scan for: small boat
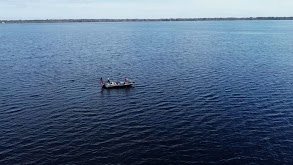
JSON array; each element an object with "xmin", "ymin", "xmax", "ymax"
[{"xmin": 100, "ymin": 77, "xmax": 135, "ymax": 89}]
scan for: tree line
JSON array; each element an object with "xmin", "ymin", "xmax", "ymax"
[{"xmin": 1, "ymin": 17, "xmax": 293, "ymax": 24}]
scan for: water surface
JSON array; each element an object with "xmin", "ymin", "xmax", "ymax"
[{"xmin": 1, "ymin": 21, "xmax": 293, "ymax": 164}]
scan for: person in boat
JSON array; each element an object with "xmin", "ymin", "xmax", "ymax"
[
  {"xmin": 100, "ymin": 77, "xmax": 103, "ymax": 85},
  {"xmin": 107, "ymin": 78, "xmax": 110, "ymax": 83},
  {"xmin": 124, "ymin": 77, "xmax": 129, "ymax": 84}
]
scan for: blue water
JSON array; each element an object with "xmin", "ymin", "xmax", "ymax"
[{"xmin": 1, "ymin": 21, "xmax": 293, "ymax": 164}]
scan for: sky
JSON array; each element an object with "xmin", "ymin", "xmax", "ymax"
[{"xmin": 1, "ymin": 0, "xmax": 293, "ymax": 20}]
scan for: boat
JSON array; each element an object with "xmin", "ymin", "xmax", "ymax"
[{"xmin": 100, "ymin": 77, "xmax": 135, "ymax": 88}]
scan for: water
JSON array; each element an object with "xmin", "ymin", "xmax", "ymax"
[{"xmin": 1, "ymin": 21, "xmax": 293, "ymax": 164}]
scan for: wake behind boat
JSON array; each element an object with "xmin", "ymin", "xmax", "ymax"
[{"xmin": 100, "ymin": 77, "xmax": 135, "ymax": 88}]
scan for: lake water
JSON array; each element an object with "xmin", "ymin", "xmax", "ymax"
[{"xmin": 1, "ymin": 21, "xmax": 293, "ymax": 164}]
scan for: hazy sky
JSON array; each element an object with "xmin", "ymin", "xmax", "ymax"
[{"xmin": 1, "ymin": 0, "xmax": 293, "ymax": 20}]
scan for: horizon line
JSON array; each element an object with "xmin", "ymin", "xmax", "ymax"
[{"xmin": 1, "ymin": 16, "xmax": 293, "ymax": 23}]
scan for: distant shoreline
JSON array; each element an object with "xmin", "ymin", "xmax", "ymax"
[{"xmin": 1, "ymin": 17, "xmax": 293, "ymax": 24}]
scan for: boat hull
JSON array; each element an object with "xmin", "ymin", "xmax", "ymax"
[{"xmin": 102, "ymin": 82, "xmax": 135, "ymax": 88}]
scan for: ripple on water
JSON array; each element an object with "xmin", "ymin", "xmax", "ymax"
[{"xmin": 1, "ymin": 21, "xmax": 293, "ymax": 164}]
